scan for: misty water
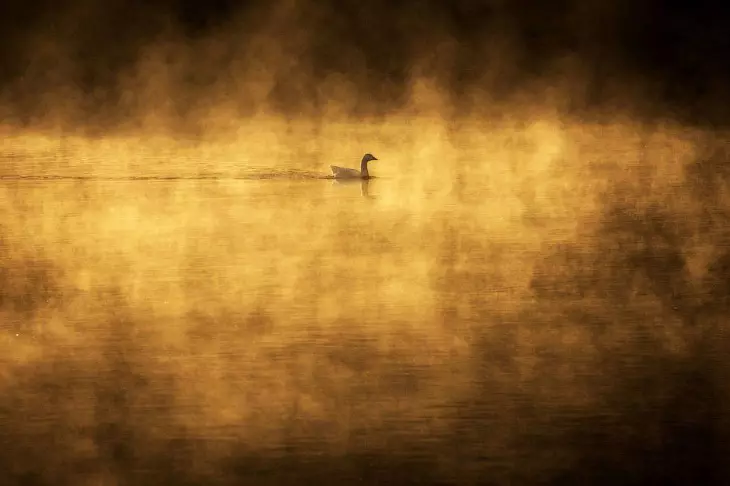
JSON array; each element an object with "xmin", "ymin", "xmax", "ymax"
[{"xmin": 1, "ymin": 121, "xmax": 727, "ymax": 485}]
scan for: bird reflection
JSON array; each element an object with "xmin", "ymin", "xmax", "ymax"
[
  {"xmin": 361, "ymin": 179, "xmax": 374, "ymax": 199},
  {"xmin": 332, "ymin": 178, "xmax": 376, "ymax": 199}
]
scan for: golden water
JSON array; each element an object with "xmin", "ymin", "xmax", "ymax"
[{"xmin": 0, "ymin": 119, "xmax": 727, "ymax": 484}]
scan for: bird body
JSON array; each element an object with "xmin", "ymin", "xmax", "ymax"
[
  {"xmin": 330, "ymin": 166, "xmax": 363, "ymax": 179},
  {"xmin": 330, "ymin": 153, "xmax": 378, "ymax": 179}
]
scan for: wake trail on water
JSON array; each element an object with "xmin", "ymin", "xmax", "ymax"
[{"xmin": 0, "ymin": 169, "xmax": 335, "ymax": 181}]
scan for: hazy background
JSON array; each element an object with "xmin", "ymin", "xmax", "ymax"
[
  {"xmin": 1, "ymin": 0, "xmax": 729, "ymax": 130},
  {"xmin": 1, "ymin": 0, "xmax": 729, "ymax": 485}
]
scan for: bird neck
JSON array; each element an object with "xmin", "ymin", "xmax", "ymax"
[{"xmin": 360, "ymin": 159, "xmax": 370, "ymax": 177}]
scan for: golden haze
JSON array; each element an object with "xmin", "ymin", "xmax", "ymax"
[{"xmin": 0, "ymin": 3, "xmax": 728, "ymax": 482}]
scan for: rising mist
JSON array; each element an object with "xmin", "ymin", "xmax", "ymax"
[{"xmin": 1, "ymin": 1, "xmax": 729, "ymax": 485}]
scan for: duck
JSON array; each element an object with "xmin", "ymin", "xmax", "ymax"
[{"xmin": 330, "ymin": 153, "xmax": 378, "ymax": 179}]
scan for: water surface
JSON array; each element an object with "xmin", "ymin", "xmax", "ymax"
[{"xmin": 1, "ymin": 125, "xmax": 727, "ymax": 485}]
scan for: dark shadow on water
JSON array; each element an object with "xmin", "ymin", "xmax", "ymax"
[
  {"xmin": 0, "ymin": 228, "xmax": 64, "ymax": 334},
  {"xmin": 520, "ymin": 164, "xmax": 728, "ymax": 484}
]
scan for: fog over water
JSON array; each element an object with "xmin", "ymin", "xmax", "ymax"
[{"xmin": 1, "ymin": 1, "xmax": 729, "ymax": 484}]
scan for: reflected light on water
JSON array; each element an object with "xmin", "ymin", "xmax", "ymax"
[{"xmin": 0, "ymin": 117, "xmax": 728, "ymax": 484}]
